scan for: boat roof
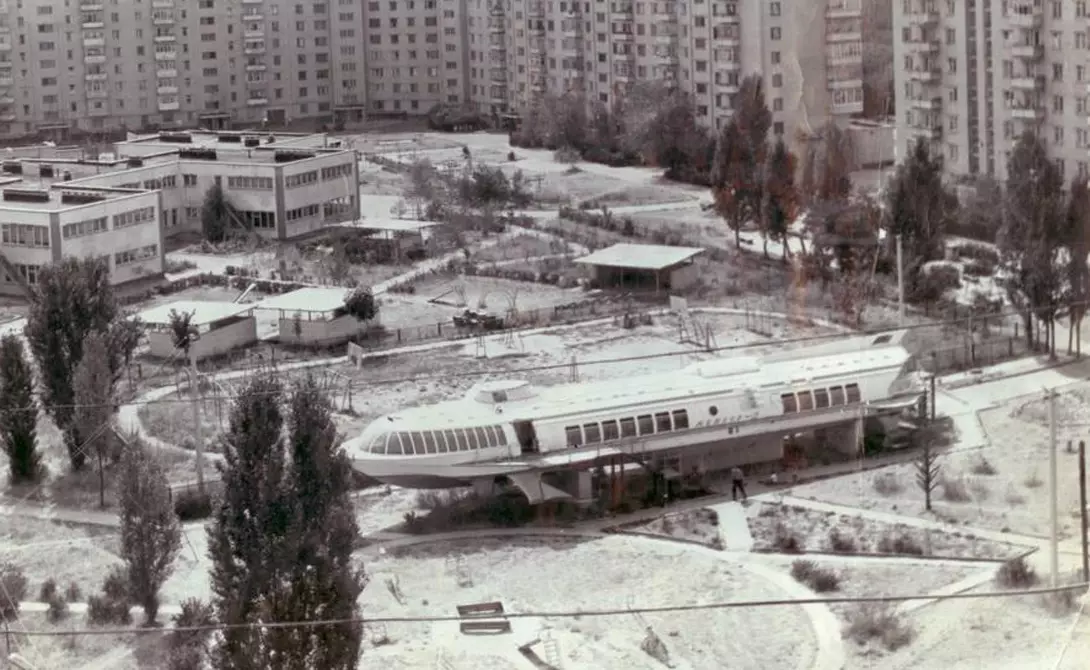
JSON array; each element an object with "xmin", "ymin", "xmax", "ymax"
[{"xmin": 382, "ymin": 333, "xmax": 913, "ymax": 430}]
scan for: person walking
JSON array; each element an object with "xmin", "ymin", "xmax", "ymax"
[{"xmin": 730, "ymin": 466, "xmax": 747, "ymax": 502}]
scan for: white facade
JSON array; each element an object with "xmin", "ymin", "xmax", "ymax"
[
  {"xmin": 0, "ymin": 0, "xmax": 862, "ymax": 143},
  {"xmin": 894, "ymin": 0, "xmax": 1090, "ymax": 182},
  {"xmin": 0, "ymin": 182, "xmax": 163, "ymax": 296}
]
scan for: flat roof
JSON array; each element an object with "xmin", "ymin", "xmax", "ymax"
[
  {"xmin": 139, "ymin": 300, "xmax": 254, "ymax": 327},
  {"xmin": 116, "ymin": 129, "xmax": 333, "ymax": 150},
  {"xmin": 574, "ymin": 243, "xmax": 706, "ymax": 271},
  {"xmin": 257, "ymin": 287, "xmax": 350, "ymax": 314},
  {"xmin": 336, "ymin": 218, "xmax": 442, "ymax": 233},
  {"xmin": 0, "ymin": 181, "xmax": 150, "ymax": 212}
]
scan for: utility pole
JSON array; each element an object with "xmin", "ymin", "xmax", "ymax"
[
  {"xmin": 1048, "ymin": 389, "xmax": 1060, "ymax": 587},
  {"xmin": 896, "ymin": 232, "xmax": 905, "ymax": 326},
  {"xmin": 189, "ymin": 345, "xmax": 206, "ymax": 496},
  {"xmin": 1080, "ymin": 440, "xmax": 1089, "ymax": 584}
]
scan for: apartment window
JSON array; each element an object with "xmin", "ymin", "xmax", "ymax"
[
  {"xmin": 947, "ymin": 58, "xmax": 956, "ymax": 74},
  {"xmin": 1054, "ymin": 63, "xmax": 1064, "ymax": 82},
  {"xmin": 945, "ymin": 28, "xmax": 955, "ymax": 45},
  {"xmin": 1052, "ymin": 0, "xmax": 1063, "ymax": 19},
  {"xmin": 1053, "ymin": 95, "xmax": 1064, "ymax": 114},
  {"xmin": 770, "ymin": 27, "xmax": 781, "ymax": 40},
  {"xmin": 1054, "ymin": 126, "xmax": 1065, "ymax": 146},
  {"xmin": 772, "ymin": 73, "xmax": 782, "ymax": 88},
  {"xmin": 770, "ymin": 51, "xmax": 780, "ymax": 65},
  {"xmin": 769, "ymin": 1, "xmax": 780, "ymax": 16}
]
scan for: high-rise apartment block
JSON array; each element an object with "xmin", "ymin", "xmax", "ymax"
[
  {"xmin": 0, "ymin": 0, "xmax": 862, "ymax": 146},
  {"xmin": 894, "ymin": 0, "xmax": 1090, "ymax": 182}
]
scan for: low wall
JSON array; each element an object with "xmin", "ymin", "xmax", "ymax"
[
  {"xmin": 278, "ymin": 313, "xmax": 371, "ymax": 347},
  {"xmin": 147, "ymin": 316, "xmax": 258, "ymax": 361}
]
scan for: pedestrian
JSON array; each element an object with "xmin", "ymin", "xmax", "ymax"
[{"xmin": 731, "ymin": 466, "xmax": 747, "ymax": 501}]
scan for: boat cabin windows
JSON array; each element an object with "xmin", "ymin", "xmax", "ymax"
[
  {"xmin": 583, "ymin": 423, "xmax": 602, "ymax": 443},
  {"xmin": 387, "ymin": 434, "xmax": 405, "ymax": 455},
  {"xmin": 672, "ymin": 409, "xmax": 689, "ymax": 429},
  {"xmin": 368, "ymin": 427, "xmax": 508, "ymax": 455},
  {"xmin": 602, "ymin": 419, "xmax": 620, "ymax": 441},
  {"xmin": 781, "ymin": 383, "xmax": 863, "ymax": 414},
  {"xmin": 655, "ymin": 411, "xmax": 672, "ymax": 432},
  {"xmin": 637, "ymin": 414, "xmax": 655, "ymax": 435},
  {"xmin": 620, "ymin": 417, "xmax": 637, "ymax": 438},
  {"xmin": 565, "ymin": 426, "xmax": 583, "ymax": 446}
]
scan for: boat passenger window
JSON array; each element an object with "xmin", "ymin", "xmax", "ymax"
[
  {"xmin": 491, "ymin": 390, "xmax": 508, "ymax": 403},
  {"xmin": 410, "ymin": 431, "xmax": 426, "ymax": 455},
  {"xmin": 369, "ymin": 435, "xmax": 386, "ymax": 454},
  {"xmin": 846, "ymin": 383, "xmax": 861, "ymax": 403},
  {"xmin": 672, "ymin": 410, "xmax": 689, "ymax": 429},
  {"xmin": 473, "ymin": 427, "xmax": 489, "ymax": 448},
  {"xmin": 583, "ymin": 423, "xmax": 602, "ymax": 443},
  {"xmin": 387, "ymin": 433, "xmax": 405, "ymax": 455},
  {"xmin": 443, "ymin": 429, "xmax": 458, "ymax": 451},
  {"xmin": 709, "ymin": 405, "xmax": 719, "ymax": 416},
  {"xmin": 489, "ymin": 426, "xmax": 504, "ymax": 445},
  {"xmin": 637, "ymin": 414, "xmax": 655, "ymax": 435},
  {"xmin": 797, "ymin": 391, "xmax": 814, "ymax": 412},
  {"xmin": 565, "ymin": 426, "xmax": 583, "ymax": 446},
  {"xmin": 872, "ymin": 334, "xmax": 892, "ymax": 345},
  {"xmin": 483, "ymin": 426, "xmax": 498, "ymax": 447},
  {"xmin": 454, "ymin": 428, "xmax": 469, "ymax": 451},
  {"xmin": 419, "ymin": 432, "xmax": 435, "ymax": 454},
  {"xmin": 813, "ymin": 389, "xmax": 829, "ymax": 408},
  {"xmin": 620, "ymin": 417, "xmax": 637, "ymax": 437},
  {"xmin": 829, "ymin": 386, "xmax": 846, "ymax": 406},
  {"xmin": 602, "ymin": 419, "xmax": 620, "ymax": 441},
  {"xmin": 781, "ymin": 393, "xmax": 798, "ymax": 413},
  {"xmin": 655, "ymin": 412, "xmax": 672, "ymax": 432},
  {"xmin": 432, "ymin": 431, "xmax": 447, "ymax": 453}
]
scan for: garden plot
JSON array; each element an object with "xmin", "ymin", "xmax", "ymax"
[
  {"xmin": 405, "ymin": 274, "xmax": 587, "ymax": 315},
  {"xmin": 469, "ymin": 233, "xmax": 575, "ymax": 264},
  {"xmin": 4, "ymin": 612, "xmax": 146, "ymax": 670},
  {"xmin": 790, "ymin": 392, "xmax": 1090, "ymax": 539},
  {"xmin": 746, "ymin": 502, "xmax": 1029, "ymax": 560},
  {"xmin": 0, "ymin": 517, "xmax": 119, "ymax": 595},
  {"xmin": 625, "ymin": 507, "xmax": 724, "ymax": 549},
  {"xmin": 358, "ymin": 535, "xmax": 815, "ymax": 670},
  {"xmin": 525, "ymin": 170, "xmax": 673, "ymax": 207}
]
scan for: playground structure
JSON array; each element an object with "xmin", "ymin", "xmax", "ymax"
[
  {"xmin": 456, "ymin": 600, "xmax": 512, "ymax": 635},
  {"xmin": 672, "ymin": 296, "xmax": 718, "ymax": 353}
]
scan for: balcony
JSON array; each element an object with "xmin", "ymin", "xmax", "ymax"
[
  {"xmin": 85, "ymin": 90, "xmax": 108, "ymax": 100},
  {"xmin": 827, "ymin": 5, "xmax": 861, "ymax": 19},
  {"xmin": 1008, "ymin": 9, "xmax": 1043, "ymax": 28},
  {"xmin": 904, "ymin": 11, "xmax": 940, "ymax": 26},
  {"xmin": 158, "ymin": 99, "xmax": 180, "ymax": 111},
  {"xmin": 243, "ymin": 12, "xmax": 264, "ymax": 21},
  {"xmin": 716, "ymin": 80, "xmax": 741, "ymax": 94},
  {"xmin": 157, "ymin": 85, "xmax": 179, "ymax": 95},
  {"xmin": 490, "ymin": 68, "xmax": 506, "ymax": 83},
  {"xmin": 155, "ymin": 51, "xmax": 177, "ymax": 61},
  {"xmin": 80, "ymin": 1, "xmax": 105, "ymax": 9},
  {"xmin": 82, "ymin": 37, "xmax": 105, "ymax": 48},
  {"xmin": 1010, "ymin": 105, "xmax": 1045, "ymax": 121},
  {"xmin": 904, "ymin": 37, "xmax": 939, "ymax": 54},
  {"xmin": 81, "ymin": 20, "xmax": 105, "ymax": 30},
  {"xmin": 0, "ymin": 112, "xmax": 14, "ymax": 122},
  {"xmin": 907, "ymin": 68, "xmax": 941, "ymax": 83},
  {"xmin": 84, "ymin": 72, "xmax": 108, "ymax": 81},
  {"xmin": 153, "ymin": 14, "xmax": 175, "ymax": 25},
  {"xmin": 84, "ymin": 54, "xmax": 106, "ymax": 65},
  {"xmin": 0, "ymin": 41, "xmax": 10, "ymax": 51},
  {"xmin": 909, "ymin": 122, "xmax": 943, "ymax": 140},
  {"xmin": 1010, "ymin": 75, "xmax": 1045, "ymax": 90},
  {"xmin": 827, "ymin": 50, "xmax": 863, "ymax": 66},
  {"xmin": 0, "ymin": 77, "xmax": 12, "ymax": 87},
  {"xmin": 154, "ymin": 34, "xmax": 176, "ymax": 43},
  {"xmin": 910, "ymin": 96, "xmax": 942, "ymax": 111},
  {"xmin": 245, "ymin": 63, "xmax": 267, "ymax": 72},
  {"xmin": 1010, "ymin": 43, "xmax": 1044, "ymax": 60},
  {"xmin": 244, "ymin": 44, "xmax": 267, "ymax": 55},
  {"xmin": 0, "ymin": 96, "xmax": 12, "ymax": 105},
  {"xmin": 152, "ymin": 0, "xmax": 175, "ymax": 7},
  {"xmin": 247, "ymin": 96, "xmax": 268, "ymax": 106},
  {"xmin": 157, "ymin": 67, "xmax": 178, "ymax": 78},
  {"xmin": 244, "ymin": 29, "xmax": 265, "ymax": 38},
  {"xmin": 88, "ymin": 104, "xmax": 109, "ymax": 116}
]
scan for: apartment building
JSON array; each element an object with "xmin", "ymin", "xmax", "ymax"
[
  {"xmin": 0, "ymin": 180, "xmax": 163, "ymax": 296},
  {"xmin": 894, "ymin": 0, "xmax": 1090, "ymax": 182},
  {"xmin": 0, "ymin": 0, "xmax": 861, "ymax": 144}
]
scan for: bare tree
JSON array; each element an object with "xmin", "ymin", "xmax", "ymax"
[{"xmin": 915, "ymin": 444, "xmax": 942, "ymax": 512}]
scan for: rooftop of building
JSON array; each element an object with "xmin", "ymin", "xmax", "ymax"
[
  {"xmin": 138, "ymin": 300, "xmax": 255, "ymax": 330},
  {"xmin": 574, "ymin": 243, "xmax": 706, "ymax": 271},
  {"xmin": 0, "ymin": 178, "xmax": 151, "ymax": 212},
  {"xmin": 257, "ymin": 287, "xmax": 351, "ymax": 316},
  {"xmin": 114, "ymin": 129, "xmax": 348, "ymax": 154}
]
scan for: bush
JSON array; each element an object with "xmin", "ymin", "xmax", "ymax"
[
  {"xmin": 772, "ymin": 522, "xmax": 803, "ymax": 553},
  {"xmin": 38, "ymin": 577, "xmax": 57, "ymax": 603},
  {"xmin": 64, "ymin": 581, "xmax": 82, "ymax": 603},
  {"xmin": 174, "ymin": 489, "xmax": 213, "ymax": 521},
  {"xmin": 0, "ymin": 563, "xmax": 27, "ymax": 621},
  {"xmin": 46, "ymin": 595, "xmax": 69, "ymax": 623},
  {"xmin": 872, "ymin": 472, "xmax": 903, "ymax": 496},
  {"xmin": 941, "ymin": 475, "xmax": 971, "ymax": 502},
  {"xmin": 877, "ymin": 533, "xmax": 925, "ymax": 556},
  {"xmin": 791, "ymin": 560, "xmax": 841, "ymax": 592},
  {"xmin": 970, "ymin": 457, "xmax": 997, "ymax": 476},
  {"xmin": 828, "ymin": 528, "xmax": 858, "ymax": 554},
  {"xmin": 996, "ymin": 556, "xmax": 1038, "ymax": 589},
  {"xmin": 87, "ymin": 567, "xmax": 133, "ymax": 626},
  {"xmin": 553, "ymin": 146, "xmax": 581, "ymax": 165},
  {"xmin": 845, "ymin": 604, "xmax": 915, "ymax": 651}
]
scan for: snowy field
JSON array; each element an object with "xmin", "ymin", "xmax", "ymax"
[{"xmin": 359, "ymin": 535, "xmax": 816, "ymax": 670}]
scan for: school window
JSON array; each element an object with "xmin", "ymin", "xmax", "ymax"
[
  {"xmin": 636, "ymin": 414, "xmax": 655, "ymax": 435},
  {"xmin": 671, "ymin": 410, "xmax": 689, "ymax": 429},
  {"xmin": 583, "ymin": 423, "xmax": 601, "ymax": 443},
  {"xmin": 602, "ymin": 420, "xmax": 620, "ymax": 441},
  {"xmin": 781, "ymin": 393, "xmax": 798, "ymax": 413}
]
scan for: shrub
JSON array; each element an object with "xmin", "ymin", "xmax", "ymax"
[
  {"xmin": 791, "ymin": 560, "xmax": 841, "ymax": 593},
  {"xmin": 845, "ymin": 604, "xmax": 915, "ymax": 651},
  {"xmin": 0, "ymin": 563, "xmax": 27, "ymax": 621},
  {"xmin": 553, "ymin": 146, "xmax": 581, "ymax": 165},
  {"xmin": 64, "ymin": 581, "xmax": 82, "ymax": 603},
  {"xmin": 970, "ymin": 457, "xmax": 997, "ymax": 476},
  {"xmin": 88, "ymin": 566, "xmax": 133, "ymax": 626},
  {"xmin": 873, "ymin": 472, "xmax": 903, "ymax": 496},
  {"xmin": 877, "ymin": 533, "xmax": 925, "ymax": 556},
  {"xmin": 174, "ymin": 489, "xmax": 213, "ymax": 521},
  {"xmin": 940, "ymin": 475, "xmax": 971, "ymax": 502},
  {"xmin": 38, "ymin": 577, "xmax": 58, "ymax": 603},
  {"xmin": 828, "ymin": 528, "xmax": 858, "ymax": 554},
  {"xmin": 46, "ymin": 595, "xmax": 69, "ymax": 623},
  {"xmin": 1041, "ymin": 577, "xmax": 1088, "ymax": 616},
  {"xmin": 1004, "ymin": 485, "xmax": 1027, "ymax": 506},
  {"xmin": 1024, "ymin": 471, "xmax": 1044, "ymax": 489},
  {"xmin": 996, "ymin": 556, "xmax": 1038, "ymax": 589},
  {"xmin": 772, "ymin": 522, "xmax": 803, "ymax": 553}
]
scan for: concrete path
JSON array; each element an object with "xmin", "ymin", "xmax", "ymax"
[{"xmin": 709, "ymin": 501, "xmax": 754, "ymax": 552}]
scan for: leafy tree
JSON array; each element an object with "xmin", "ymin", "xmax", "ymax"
[
  {"xmin": 168, "ymin": 598, "xmax": 216, "ymax": 670},
  {"xmin": 25, "ymin": 256, "xmax": 136, "ymax": 469},
  {"xmin": 168, "ymin": 309, "xmax": 198, "ymax": 360},
  {"xmin": 763, "ymin": 137, "xmax": 798, "ymax": 260},
  {"xmin": 712, "ymin": 120, "xmax": 756, "ymax": 247},
  {"xmin": 404, "ymin": 159, "xmax": 441, "ymax": 218},
  {"xmin": 956, "ymin": 176, "xmax": 1004, "ymax": 242},
  {"xmin": 544, "ymin": 92, "xmax": 589, "ymax": 152},
  {"xmin": 802, "ymin": 121, "xmax": 854, "ymax": 204},
  {"xmin": 1000, "ymin": 130, "xmax": 1066, "ymax": 354},
  {"xmin": 343, "ymin": 287, "xmax": 378, "ymax": 321},
  {"xmin": 265, "ymin": 377, "xmax": 366, "ymax": 668},
  {"xmin": 208, "ymin": 376, "xmax": 295, "ymax": 668},
  {"xmin": 73, "ymin": 331, "xmax": 115, "ymax": 507},
  {"xmin": 883, "ymin": 137, "xmax": 953, "ymax": 300},
  {"xmin": 118, "ymin": 441, "xmax": 181, "ymax": 625},
  {"xmin": 200, "ymin": 182, "xmax": 231, "ymax": 243},
  {"xmin": 1065, "ymin": 175, "xmax": 1090, "ymax": 356},
  {"xmin": 0, "ymin": 335, "xmax": 40, "ymax": 485},
  {"xmin": 734, "ymin": 74, "xmax": 773, "ymax": 160},
  {"xmin": 915, "ymin": 444, "xmax": 941, "ymax": 512}
]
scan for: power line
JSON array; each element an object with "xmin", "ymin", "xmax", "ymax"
[
  {"xmin": 10, "ymin": 581, "xmax": 1089, "ymax": 638},
  {"xmin": 1, "ymin": 297, "xmax": 1068, "ymax": 414}
]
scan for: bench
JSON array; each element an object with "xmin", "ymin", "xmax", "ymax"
[
  {"xmin": 456, "ymin": 601, "xmax": 505, "ymax": 618},
  {"xmin": 459, "ymin": 619, "xmax": 512, "ymax": 635}
]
